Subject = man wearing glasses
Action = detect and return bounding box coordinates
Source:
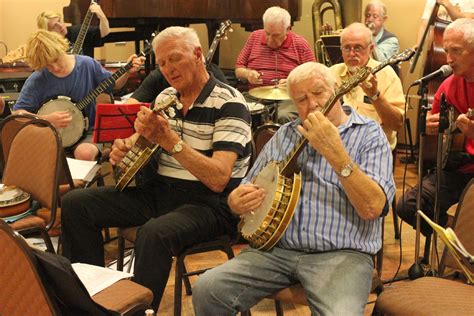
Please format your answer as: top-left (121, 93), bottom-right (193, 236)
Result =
top-left (364, 1), bottom-right (400, 64)
top-left (330, 22), bottom-right (405, 150)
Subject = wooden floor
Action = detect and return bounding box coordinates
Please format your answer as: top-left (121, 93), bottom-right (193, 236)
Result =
top-left (104, 149), bottom-right (426, 315)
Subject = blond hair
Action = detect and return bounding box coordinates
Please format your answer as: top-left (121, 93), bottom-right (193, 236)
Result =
top-left (26, 30), bottom-right (70, 70)
top-left (37, 10), bottom-right (62, 30)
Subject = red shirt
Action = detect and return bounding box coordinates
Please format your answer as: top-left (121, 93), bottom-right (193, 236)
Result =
top-left (236, 30), bottom-right (316, 89)
top-left (432, 75), bottom-right (474, 173)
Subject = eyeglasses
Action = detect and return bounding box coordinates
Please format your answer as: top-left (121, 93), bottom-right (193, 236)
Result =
top-left (365, 13), bottom-right (382, 20)
top-left (341, 45), bottom-right (369, 53)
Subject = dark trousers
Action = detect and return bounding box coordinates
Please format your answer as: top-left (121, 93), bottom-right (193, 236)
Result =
top-left (61, 180), bottom-right (238, 310)
top-left (397, 170), bottom-right (473, 236)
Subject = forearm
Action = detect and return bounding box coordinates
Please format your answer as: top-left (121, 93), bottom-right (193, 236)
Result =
top-left (372, 95), bottom-right (404, 131)
top-left (114, 72), bottom-right (129, 90)
top-left (235, 67), bottom-right (249, 81)
top-left (98, 16), bottom-right (110, 37)
top-left (442, 2), bottom-right (465, 20)
top-left (172, 146), bottom-right (236, 192)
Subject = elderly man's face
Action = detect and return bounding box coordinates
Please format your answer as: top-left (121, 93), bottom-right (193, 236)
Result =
top-left (341, 31), bottom-right (373, 71)
top-left (291, 75), bottom-right (337, 122)
top-left (364, 6), bottom-right (386, 37)
top-left (264, 22), bottom-right (288, 49)
top-left (47, 17), bottom-right (67, 37)
top-left (156, 39), bottom-right (201, 92)
top-left (443, 29), bottom-right (474, 79)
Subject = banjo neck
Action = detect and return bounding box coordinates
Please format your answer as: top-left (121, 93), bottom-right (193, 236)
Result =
top-left (71, 0), bottom-right (96, 55)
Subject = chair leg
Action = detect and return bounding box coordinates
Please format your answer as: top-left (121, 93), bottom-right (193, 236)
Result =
top-left (40, 228), bottom-right (56, 253)
top-left (182, 263), bottom-right (193, 296)
top-left (274, 300), bottom-right (284, 316)
top-left (117, 234), bottom-right (125, 271)
top-left (392, 198), bottom-right (400, 239)
top-left (241, 310), bottom-right (252, 316)
top-left (174, 256), bottom-right (185, 316)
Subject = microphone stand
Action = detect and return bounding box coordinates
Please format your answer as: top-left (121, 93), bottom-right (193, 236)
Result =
top-left (428, 93), bottom-right (449, 275)
top-left (408, 81), bottom-right (430, 280)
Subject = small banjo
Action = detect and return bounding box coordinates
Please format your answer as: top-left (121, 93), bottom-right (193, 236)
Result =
top-left (37, 43), bottom-right (151, 148)
top-left (240, 49), bottom-right (416, 250)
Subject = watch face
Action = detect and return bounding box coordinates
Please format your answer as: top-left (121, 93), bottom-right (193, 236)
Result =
top-left (341, 168), bottom-right (351, 177)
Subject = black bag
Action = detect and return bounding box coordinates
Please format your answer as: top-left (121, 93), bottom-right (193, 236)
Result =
top-left (32, 249), bottom-right (117, 316)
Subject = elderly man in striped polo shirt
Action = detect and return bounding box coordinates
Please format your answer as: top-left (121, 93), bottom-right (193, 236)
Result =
top-left (236, 6), bottom-right (315, 124)
top-left (193, 62), bottom-right (395, 315)
top-left (61, 26), bottom-right (252, 311)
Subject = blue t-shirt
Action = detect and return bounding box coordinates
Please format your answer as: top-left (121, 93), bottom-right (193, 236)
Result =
top-left (14, 55), bottom-right (112, 129)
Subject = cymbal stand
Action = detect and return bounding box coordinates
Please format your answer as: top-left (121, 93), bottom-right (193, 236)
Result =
top-left (408, 82), bottom-right (430, 280)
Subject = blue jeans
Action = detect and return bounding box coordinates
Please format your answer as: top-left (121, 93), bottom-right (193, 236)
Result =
top-left (193, 247), bottom-right (373, 316)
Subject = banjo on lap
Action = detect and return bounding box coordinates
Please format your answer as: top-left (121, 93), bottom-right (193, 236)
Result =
top-left (240, 49), bottom-right (415, 251)
top-left (37, 44), bottom-right (151, 148)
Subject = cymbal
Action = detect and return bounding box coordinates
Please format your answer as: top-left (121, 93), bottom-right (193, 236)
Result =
top-left (249, 85), bottom-right (290, 101)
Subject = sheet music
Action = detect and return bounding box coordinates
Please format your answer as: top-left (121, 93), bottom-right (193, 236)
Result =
top-left (66, 158), bottom-right (101, 182)
top-left (72, 263), bottom-right (133, 297)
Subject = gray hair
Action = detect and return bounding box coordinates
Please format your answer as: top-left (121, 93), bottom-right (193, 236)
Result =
top-left (445, 18), bottom-right (474, 47)
top-left (340, 22), bottom-right (373, 45)
top-left (365, 1), bottom-right (387, 17)
top-left (287, 62), bottom-right (336, 99)
top-left (262, 6), bottom-right (291, 29)
top-left (152, 26), bottom-right (201, 53)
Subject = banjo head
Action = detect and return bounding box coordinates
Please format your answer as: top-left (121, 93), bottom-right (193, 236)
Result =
top-left (0, 185), bottom-right (31, 218)
top-left (38, 98), bottom-right (86, 148)
top-left (240, 162), bottom-right (280, 236)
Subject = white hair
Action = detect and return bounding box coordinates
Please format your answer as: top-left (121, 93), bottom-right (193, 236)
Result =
top-left (340, 22), bottom-right (373, 45)
top-left (287, 62), bottom-right (336, 99)
top-left (365, 1), bottom-right (387, 17)
top-left (152, 26), bottom-right (201, 53)
top-left (262, 6), bottom-right (291, 29)
top-left (445, 18), bottom-right (474, 47)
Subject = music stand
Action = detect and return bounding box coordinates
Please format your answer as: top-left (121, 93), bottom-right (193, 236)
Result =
top-left (93, 103), bottom-right (150, 144)
top-left (320, 34), bottom-right (343, 65)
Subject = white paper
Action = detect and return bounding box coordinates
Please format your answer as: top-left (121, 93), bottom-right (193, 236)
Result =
top-left (66, 158), bottom-right (101, 181)
top-left (72, 262), bottom-right (134, 296)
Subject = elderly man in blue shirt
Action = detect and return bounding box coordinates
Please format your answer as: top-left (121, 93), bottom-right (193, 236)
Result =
top-left (192, 61), bottom-right (395, 316)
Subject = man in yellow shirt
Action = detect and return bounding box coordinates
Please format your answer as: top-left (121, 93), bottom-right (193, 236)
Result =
top-left (330, 22), bottom-right (405, 150)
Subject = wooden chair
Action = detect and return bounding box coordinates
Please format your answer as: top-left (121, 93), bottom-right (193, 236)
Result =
top-left (373, 179), bottom-right (474, 315)
top-left (253, 123), bottom-right (280, 157)
top-left (1, 118), bottom-right (74, 253)
top-left (0, 218), bottom-right (152, 316)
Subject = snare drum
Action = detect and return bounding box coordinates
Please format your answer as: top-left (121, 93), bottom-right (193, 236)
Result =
top-left (248, 102), bottom-right (266, 130)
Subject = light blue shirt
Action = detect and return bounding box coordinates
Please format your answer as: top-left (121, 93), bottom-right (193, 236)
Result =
top-left (373, 27), bottom-right (400, 62)
top-left (244, 106), bottom-right (395, 254)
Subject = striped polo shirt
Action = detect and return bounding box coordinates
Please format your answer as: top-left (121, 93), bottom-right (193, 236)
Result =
top-left (155, 75), bottom-right (252, 194)
top-left (236, 30), bottom-right (316, 89)
top-left (244, 106), bottom-right (395, 254)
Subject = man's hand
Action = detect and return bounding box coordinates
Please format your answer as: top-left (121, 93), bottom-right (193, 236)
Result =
top-left (134, 106), bottom-right (181, 152)
top-left (426, 111), bottom-right (440, 135)
top-left (44, 111), bottom-right (72, 129)
top-left (109, 138), bottom-right (133, 166)
top-left (247, 69), bottom-right (263, 85)
top-left (456, 113), bottom-right (474, 139)
top-left (228, 184), bottom-right (265, 215)
top-left (297, 111), bottom-right (346, 164)
top-left (359, 73), bottom-right (379, 101)
top-left (89, 2), bottom-right (106, 19)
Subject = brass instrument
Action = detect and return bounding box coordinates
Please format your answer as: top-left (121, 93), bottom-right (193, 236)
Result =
top-left (312, 0), bottom-right (362, 66)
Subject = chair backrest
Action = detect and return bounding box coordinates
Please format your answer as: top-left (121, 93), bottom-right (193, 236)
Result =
top-left (0, 219), bottom-right (57, 316)
top-left (2, 119), bottom-right (73, 230)
top-left (253, 123), bottom-right (280, 158)
top-left (440, 178), bottom-right (474, 275)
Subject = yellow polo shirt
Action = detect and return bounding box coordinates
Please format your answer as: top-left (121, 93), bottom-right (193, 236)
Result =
top-left (330, 58), bottom-right (405, 150)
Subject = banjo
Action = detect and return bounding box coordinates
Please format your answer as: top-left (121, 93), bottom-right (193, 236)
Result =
top-left (113, 20), bottom-right (233, 191)
top-left (37, 43), bottom-right (151, 148)
top-left (70, 0), bottom-right (97, 55)
top-left (240, 49), bottom-right (416, 250)
top-left (0, 185), bottom-right (31, 218)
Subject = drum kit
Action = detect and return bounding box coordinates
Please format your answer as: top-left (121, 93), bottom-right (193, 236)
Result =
top-left (247, 85), bottom-right (290, 130)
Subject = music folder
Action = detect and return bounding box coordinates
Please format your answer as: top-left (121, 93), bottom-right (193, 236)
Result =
top-left (320, 34), bottom-right (343, 65)
top-left (418, 210), bottom-right (474, 283)
top-left (93, 103), bottom-right (150, 143)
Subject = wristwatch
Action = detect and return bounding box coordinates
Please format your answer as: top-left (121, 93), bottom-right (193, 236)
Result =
top-left (338, 161), bottom-right (358, 178)
top-left (369, 90), bottom-right (380, 102)
top-left (171, 140), bottom-right (184, 154)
